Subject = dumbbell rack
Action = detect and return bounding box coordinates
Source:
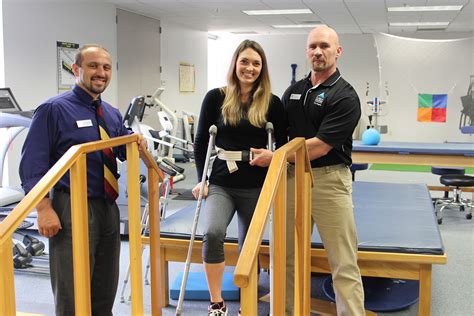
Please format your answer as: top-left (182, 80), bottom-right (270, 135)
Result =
top-left (14, 253), bottom-right (50, 276)
top-left (2, 214), bottom-right (51, 276)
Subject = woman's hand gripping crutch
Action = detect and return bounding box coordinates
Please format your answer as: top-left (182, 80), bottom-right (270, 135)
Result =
top-left (175, 125), bottom-right (217, 316)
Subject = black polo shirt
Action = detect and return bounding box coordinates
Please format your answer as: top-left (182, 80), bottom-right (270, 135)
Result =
top-left (282, 68), bottom-right (361, 168)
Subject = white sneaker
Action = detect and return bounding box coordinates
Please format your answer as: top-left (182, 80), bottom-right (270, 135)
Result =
top-left (208, 302), bottom-right (228, 316)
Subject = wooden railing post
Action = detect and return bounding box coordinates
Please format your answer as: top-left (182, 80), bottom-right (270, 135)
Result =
top-left (70, 153), bottom-right (92, 315)
top-left (302, 172), bottom-right (312, 315)
top-left (0, 238), bottom-right (15, 316)
top-left (273, 168), bottom-right (287, 315)
top-left (126, 141), bottom-right (144, 315)
top-left (240, 256), bottom-right (258, 316)
top-left (294, 146), bottom-right (305, 314)
top-left (149, 167), bottom-right (163, 316)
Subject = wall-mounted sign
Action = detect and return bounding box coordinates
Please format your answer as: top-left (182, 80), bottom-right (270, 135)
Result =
top-left (179, 62), bottom-right (195, 92)
top-left (57, 41), bottom-right (79, 93)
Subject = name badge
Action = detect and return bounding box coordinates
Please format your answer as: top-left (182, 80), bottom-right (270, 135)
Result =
top-left (290, 93), bottom-right (301, 100)
top-left (76, 119), bottom-right (93, 128)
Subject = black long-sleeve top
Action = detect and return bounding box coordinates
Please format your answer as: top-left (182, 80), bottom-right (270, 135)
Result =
top-left (194, 88), bottom-right (288, 188)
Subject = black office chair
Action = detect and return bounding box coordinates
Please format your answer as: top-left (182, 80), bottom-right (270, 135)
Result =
top-left (434, 174), bottom-right (474, 224)
top-left (350, 163), bottom-right (369, 181)
top-left (431, 166), bottom-right (465, 200)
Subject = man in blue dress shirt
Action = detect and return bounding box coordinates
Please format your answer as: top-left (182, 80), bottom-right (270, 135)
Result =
top-left (19, 44), bottom-right (146, 315)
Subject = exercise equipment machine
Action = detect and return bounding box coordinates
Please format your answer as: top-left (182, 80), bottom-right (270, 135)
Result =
top-left (459, 75), bottom-right (473, 133)
top-left (0, 87), bottom-right (33, 206)
top-left (123, 96), bottom-right (192, 166)
top-left (145, 87), bottom-right (196, 161)
top-left (118, 96), bottom-right (192, 234)
top-left (365, 82), bottom-right (389, 133)
top-left (119, 157), bottom-right (186, 301)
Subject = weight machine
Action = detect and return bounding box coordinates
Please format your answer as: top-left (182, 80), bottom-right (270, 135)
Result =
top-left (459, 75), bottom-right (474, 134)
top-left (365, 81), bottom-right (390, 133)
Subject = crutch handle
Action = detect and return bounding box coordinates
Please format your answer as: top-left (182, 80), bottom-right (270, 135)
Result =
top-left (265, 121), bottom-right (274, 134)
top-left (266, 122), bottom-right (274, 152)
top-left (209, 124), bottom-right (217, 136)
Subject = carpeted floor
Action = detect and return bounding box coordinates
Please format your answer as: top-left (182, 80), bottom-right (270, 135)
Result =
top-left (10, 164), bottom-right (474, 315)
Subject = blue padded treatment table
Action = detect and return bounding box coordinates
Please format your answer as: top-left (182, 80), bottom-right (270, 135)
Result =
top-left (156, 182), bottom-right (447, 316)
top-left (352, 140), bottom-right (474, 167)
top-left (160, 182), bottom-right (443, 254)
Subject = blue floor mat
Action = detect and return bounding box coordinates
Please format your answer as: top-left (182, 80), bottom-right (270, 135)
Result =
top-left (322, 276), bottom-right (419, 312)
top-left (170, 271), bottom-right (240, 301)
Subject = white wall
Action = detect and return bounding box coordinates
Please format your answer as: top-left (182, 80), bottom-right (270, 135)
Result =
top-left (3, 0), bottom-right (118, 109)
top-left (208, 34), bottom-right (379, 100)
top-left (373, 33), bottom-right (473, 143)
top-left (208, 32), bottom-right (473, 143)
top-left (0, 0), bottom-right (7, 186)
top-left (2, 0), bottom-right (117, 186)
top-left (0, 0), bottom-right (4, 87)
top-left (159, 20), bottom-right (208, 116)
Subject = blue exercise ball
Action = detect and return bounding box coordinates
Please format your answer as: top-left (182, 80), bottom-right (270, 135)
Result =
top-left (362, 128), bottom-right (381, 145)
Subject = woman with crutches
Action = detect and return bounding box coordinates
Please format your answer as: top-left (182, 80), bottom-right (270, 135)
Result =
top-left (192, 40), bottom-right (287, 316)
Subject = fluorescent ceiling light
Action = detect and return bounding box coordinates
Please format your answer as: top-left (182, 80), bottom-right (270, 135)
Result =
top-left (230, 31), bottom-right (258, 35)
top-left (272, 24), bottom-right (323, 29)
top-left (389, 22), bottom-right (449, 27)
top-left (243, 9), bottom-right (312, 15)
top-left (388, 5), bottom-right (463, 12)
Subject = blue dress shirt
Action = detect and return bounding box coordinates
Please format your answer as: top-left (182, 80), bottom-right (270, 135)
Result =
top-left (19, 85), bottom-right (130, 198)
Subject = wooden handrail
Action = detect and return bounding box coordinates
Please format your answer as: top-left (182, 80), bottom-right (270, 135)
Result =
top-left (0, 134), bottom-right (159, 243)
top-left (0, 133), bottom-right (163, 316)
top-left (234, 137), bottom-right (313, 315)
top-left (234, 138), bottom-right (312, 286)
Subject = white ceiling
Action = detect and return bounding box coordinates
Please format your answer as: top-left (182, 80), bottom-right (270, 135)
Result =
top-left (108, 0), bottom-right (473, 35)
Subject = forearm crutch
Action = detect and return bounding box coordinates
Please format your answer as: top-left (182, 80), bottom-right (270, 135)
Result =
top-left (176, 124), bottom-right (217, 316)
top-left (265, 122), bottom-right (275, 315)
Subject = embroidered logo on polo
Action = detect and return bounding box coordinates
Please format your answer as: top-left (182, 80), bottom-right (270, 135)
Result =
top-left (313, 92), bottom-right (325, 106)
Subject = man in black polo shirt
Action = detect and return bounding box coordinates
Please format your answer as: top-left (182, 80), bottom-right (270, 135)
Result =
top-left (250, 26), bottom-right (364, 315)
top-left (282, 26), bottom-right (364, 315)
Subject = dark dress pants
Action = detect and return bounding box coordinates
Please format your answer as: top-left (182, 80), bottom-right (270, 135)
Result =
top-left (49, 190), bottom-right (121, 316)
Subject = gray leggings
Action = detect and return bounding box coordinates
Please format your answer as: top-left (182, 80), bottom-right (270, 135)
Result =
top-left (202, 184), bottom-right (261, 263)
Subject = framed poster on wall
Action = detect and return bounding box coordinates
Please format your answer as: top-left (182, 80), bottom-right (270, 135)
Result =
top-left (57, 41), bottom-right (79, 93)
top-left (179, 62), bottom-right (195, 92)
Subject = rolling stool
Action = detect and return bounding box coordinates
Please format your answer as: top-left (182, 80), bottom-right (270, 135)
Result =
top-left (350, 163), bottom-right (369, 181)
top-left (431, 166), bottom-right (465, 200)
top-left (434, 174), bottom-right (474, 224)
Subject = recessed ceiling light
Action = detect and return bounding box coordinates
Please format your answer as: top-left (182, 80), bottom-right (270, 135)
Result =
top-left (387, 5), bottom-right (463, 12)
top-left (230, 31), bottom-right (259, 35)
top-left (243, 9), bottom-right (313, 16)
top-left (272, 24), bottom-right (324, 29)
top-left (389, 22), bottom-right (450, 27)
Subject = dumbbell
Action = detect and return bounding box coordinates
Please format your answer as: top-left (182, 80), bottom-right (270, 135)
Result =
top-left (13, 243), bottom-right (33, 269)
top-left (22, 234), bottom-right (45, 256)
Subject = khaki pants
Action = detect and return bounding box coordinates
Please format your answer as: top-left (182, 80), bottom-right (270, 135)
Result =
top-left (285, 164), bottom-right (365, 316)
